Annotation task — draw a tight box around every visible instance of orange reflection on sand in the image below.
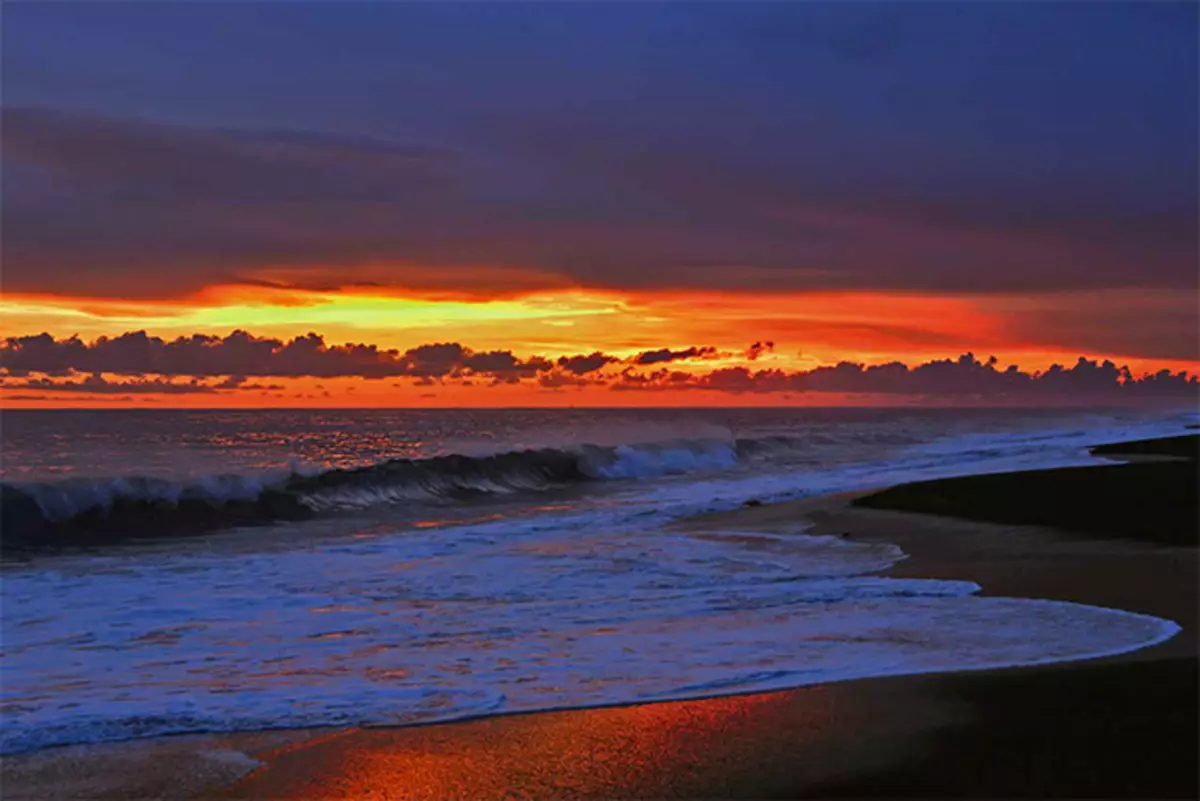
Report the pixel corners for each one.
[229,689,866,800]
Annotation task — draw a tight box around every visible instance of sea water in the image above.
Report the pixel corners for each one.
[1,407,1192,753]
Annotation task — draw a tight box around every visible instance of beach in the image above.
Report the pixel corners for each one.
[7,2,1198,795]
[4,433,1195,799]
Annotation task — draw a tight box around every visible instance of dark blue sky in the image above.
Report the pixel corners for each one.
[3,2,1197,300]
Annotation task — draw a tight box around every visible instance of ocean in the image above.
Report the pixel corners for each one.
[1,406,1194,754]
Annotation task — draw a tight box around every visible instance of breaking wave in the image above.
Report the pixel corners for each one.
[1,436,797,550]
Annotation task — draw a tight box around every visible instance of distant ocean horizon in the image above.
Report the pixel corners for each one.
[1,405,1194,754]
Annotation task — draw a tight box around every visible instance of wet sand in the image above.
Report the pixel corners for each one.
[4,444,1197,799]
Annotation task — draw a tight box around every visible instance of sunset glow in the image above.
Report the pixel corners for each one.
[2,3,1195,407]
[2,7,1198,795]
[3,282,1195,407]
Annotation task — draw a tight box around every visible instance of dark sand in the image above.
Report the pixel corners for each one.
[1090,433,1199,460]
[854,441,1198,546]
[4,439,1197,799]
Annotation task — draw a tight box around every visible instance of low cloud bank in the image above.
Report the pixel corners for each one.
[613,354,1197,398]
[1,332,1195,399]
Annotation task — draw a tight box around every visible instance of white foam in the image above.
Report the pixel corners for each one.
[0,522,1179,754]
[614,412,1199,517]
[585,440,740,479]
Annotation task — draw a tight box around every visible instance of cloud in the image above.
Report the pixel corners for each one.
[3,394,138,403]
[468,350,552,379]
[537,370,594,389]
[2,373,288,394]
[0,331,555,382]
[746,341,775,361]
[556,352,618,374]
[994,291,1200,362]
[211,376,286,391]
[4,107,1195,303]
[613,353,1198,399]
[632,346,718,365]
[2,108,463,298]
[2,331,1196,400]
[7,375,219,394]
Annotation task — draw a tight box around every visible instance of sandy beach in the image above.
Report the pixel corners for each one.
[4,437,1196,799]
[7,2,1197,795]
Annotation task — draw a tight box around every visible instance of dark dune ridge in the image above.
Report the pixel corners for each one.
[854,434,1199,546]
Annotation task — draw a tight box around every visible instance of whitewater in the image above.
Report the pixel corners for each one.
[0,407,1193,753]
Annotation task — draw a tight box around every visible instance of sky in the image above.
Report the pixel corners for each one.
[2,2,1197,407]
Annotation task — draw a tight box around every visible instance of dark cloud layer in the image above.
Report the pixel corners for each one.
[3,103,1196,300]
[3,3,1196,333]
[2,332,1195,400]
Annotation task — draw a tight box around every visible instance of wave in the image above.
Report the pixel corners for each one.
[0,436,797,551]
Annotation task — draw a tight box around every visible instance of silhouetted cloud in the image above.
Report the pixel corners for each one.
[1,372,289,395]
[746,341,775,361]
[555,352,617,375]
[613,353,1198,398]
[537,370,594,389]
[2,332,1196,399]
[632,346,718,365]
[3,394,138,403]
[7,375,217,394]
[0,331,554,381]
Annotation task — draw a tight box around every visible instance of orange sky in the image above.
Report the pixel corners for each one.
[5,6,1196,409]
[2,284,1196,408]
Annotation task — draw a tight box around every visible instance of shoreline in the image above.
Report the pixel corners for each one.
[680,484,1197,662]
[221,479,1197,799]
[718,433,1197,660]
[3,441,1196,798]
